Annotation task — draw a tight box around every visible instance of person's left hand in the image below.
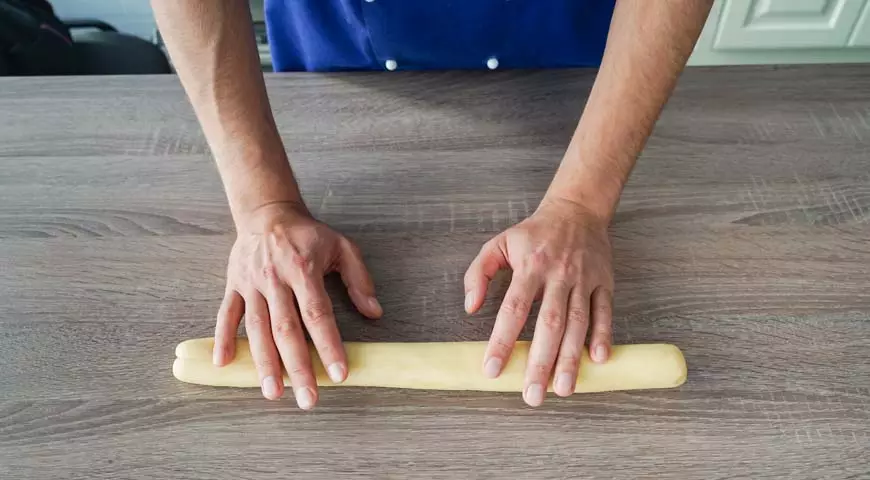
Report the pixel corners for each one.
[464,196,614,407]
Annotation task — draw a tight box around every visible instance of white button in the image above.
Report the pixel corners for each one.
[385,59,398,71]
[486,57,499,70]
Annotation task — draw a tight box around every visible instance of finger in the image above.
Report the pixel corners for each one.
[463,238,508,314]
[553,287,590,397]
[337,239,382,319]
[483,273,539,379]
[589,287,614,364]
[523,281,569,406]
[292,276,347,386]
[244,292,284,400]
[263,279,319,410]
[214,289,244,366]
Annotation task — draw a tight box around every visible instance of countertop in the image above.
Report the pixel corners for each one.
[1,65,868,479]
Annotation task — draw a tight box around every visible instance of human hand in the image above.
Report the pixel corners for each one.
[213,202,382,409]
[464,196,614,406]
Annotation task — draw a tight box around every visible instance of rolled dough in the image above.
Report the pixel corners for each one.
[173,338,687,393]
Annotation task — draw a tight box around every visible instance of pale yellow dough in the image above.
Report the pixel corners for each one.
[173,338,687,393]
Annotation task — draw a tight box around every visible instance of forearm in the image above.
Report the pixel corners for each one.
[152,0,304,224]
[546,0,713,220]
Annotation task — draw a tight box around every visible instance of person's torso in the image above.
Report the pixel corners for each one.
[264,0,616,72]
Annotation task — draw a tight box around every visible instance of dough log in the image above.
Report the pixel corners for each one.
[173,338,687,393]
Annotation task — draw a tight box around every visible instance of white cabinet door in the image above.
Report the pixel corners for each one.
[689,0,870,65]
[715,0,866,49]
[850,2,870,46]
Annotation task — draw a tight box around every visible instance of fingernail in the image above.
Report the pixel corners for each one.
[483,357,502,378]
[524,384,545,406]
[327,363,346,383]
[261,376,281,400]
[368,296,382,314]
[594,345,608,363]
[555,373,573,394]
[295,387,316,410]
[464,291,476,312]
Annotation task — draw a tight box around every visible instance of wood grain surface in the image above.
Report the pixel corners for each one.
[1,65,869,479]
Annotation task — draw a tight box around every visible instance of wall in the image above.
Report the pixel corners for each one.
[46,0,870,67]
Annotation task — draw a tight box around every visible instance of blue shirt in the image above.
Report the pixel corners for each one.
[264,0,616,72]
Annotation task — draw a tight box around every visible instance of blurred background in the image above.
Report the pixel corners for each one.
[2,0,869,75]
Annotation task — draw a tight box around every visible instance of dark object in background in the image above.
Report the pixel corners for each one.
[0,0,170,75]
[64,19,171,75]
[0,0,74,75]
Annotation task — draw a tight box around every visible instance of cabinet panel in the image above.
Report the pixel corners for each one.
[714,0,865,49]
[848,1,870,46]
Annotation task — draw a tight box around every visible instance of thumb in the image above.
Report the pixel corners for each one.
[337,239,382,319]
[463,237,507,314]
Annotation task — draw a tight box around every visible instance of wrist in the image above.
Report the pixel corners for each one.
[539,191,616,226]
[234,200,311,233]
[545,133,635,222]
[229,188,306,225]
[219,153,308,228]
[545,165,627,223]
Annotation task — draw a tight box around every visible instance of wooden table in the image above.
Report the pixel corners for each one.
[1,65,868,479]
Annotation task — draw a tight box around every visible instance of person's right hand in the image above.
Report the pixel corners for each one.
[212,201,383,409]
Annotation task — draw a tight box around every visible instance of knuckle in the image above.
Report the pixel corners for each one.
[315,343,336,360]
[254,356,278,372]
[302,301,334,326]
[271,317,301,339]
[538,309,564,331]
[501,296,532,317]
[260,264,279,282]
[289,250,316,273]
[529,363,551,377]
[287,364,311,378]
[234,265,254,285]
[567,306,589,326]
[574,282,593,300]
[588,264,613,286]
[558,353,581,368]
[526,251,548,272]
[245,313,269,330]
[265,228,287,244]
[256,361,279,374]
[594,301,613,318]
[489,338,514,356]
[594,320,613,336]
[482,239,501,258]
[549,263,575,282]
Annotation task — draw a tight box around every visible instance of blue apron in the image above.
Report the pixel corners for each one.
[264,0,616,71]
